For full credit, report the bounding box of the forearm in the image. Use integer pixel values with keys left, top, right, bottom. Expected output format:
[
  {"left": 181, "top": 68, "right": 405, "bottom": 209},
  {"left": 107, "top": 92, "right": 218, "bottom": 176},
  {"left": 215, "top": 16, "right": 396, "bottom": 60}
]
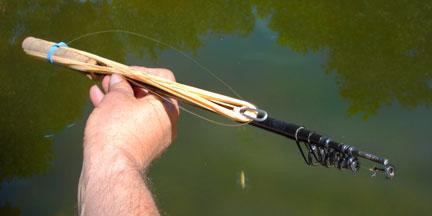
[{"left": 78, "top": 148, "right": 159, "bottom": 216}]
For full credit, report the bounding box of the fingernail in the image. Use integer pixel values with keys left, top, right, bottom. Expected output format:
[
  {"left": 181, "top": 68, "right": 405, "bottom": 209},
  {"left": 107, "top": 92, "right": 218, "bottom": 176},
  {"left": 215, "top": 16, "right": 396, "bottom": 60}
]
[{"left": 110, "top": 74, "right": 123, "bottom": 86}]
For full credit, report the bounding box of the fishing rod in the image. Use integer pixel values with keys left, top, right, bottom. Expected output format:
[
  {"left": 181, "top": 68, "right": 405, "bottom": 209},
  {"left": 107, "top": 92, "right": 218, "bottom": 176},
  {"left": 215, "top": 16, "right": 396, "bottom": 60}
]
[
  {"left": 130, "top": 80, "right": 395, "bottom": 179},
  {"left": 22, "top": 37, "right": 395, "bottom": 179}
]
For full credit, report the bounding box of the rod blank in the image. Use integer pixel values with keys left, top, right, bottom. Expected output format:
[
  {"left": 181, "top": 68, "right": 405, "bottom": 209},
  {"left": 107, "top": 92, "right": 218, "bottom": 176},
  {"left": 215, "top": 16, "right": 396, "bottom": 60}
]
[{"left": 250, "top": 117, "right": 395, "bottom": 179}]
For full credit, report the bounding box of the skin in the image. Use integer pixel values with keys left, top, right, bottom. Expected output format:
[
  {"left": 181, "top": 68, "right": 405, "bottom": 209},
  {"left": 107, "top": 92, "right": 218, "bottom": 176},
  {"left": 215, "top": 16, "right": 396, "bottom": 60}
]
[{"left": 78, "top": 66, "right": 179, "bottom": 216}]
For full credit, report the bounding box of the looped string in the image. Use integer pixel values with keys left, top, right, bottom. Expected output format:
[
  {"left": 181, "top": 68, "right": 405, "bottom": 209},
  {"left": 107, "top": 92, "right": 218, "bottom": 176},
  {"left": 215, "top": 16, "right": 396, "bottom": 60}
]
[{"left": 47, "top": 42, "right": 68, "bottom": 64}]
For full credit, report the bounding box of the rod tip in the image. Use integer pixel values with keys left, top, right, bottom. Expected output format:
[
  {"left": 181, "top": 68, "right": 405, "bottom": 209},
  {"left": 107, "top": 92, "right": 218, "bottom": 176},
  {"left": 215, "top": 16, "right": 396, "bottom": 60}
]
[{"left": 385, "top": 165, "right": 395, "bottom": 179}]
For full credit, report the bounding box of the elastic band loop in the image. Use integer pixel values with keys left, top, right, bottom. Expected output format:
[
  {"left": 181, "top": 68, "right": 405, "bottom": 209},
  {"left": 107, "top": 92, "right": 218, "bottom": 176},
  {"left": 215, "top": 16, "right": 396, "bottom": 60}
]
[{"left": 47, "top": 42, "right": 68, "bottom": 64}]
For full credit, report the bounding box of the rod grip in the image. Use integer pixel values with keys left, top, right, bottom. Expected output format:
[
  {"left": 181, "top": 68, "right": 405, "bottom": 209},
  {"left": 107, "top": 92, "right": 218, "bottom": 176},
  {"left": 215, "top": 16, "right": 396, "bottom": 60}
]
[{"left": 21, "top": 37, "right": 93, "bottom": 64}]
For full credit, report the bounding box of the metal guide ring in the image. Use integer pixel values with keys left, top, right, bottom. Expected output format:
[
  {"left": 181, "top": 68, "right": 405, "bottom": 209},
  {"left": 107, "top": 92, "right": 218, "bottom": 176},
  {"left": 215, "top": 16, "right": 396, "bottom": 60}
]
[
  {"left": 307, "top": 131, "right": 314, "bottom": 144},
  {"left": 237, "top": 106, "right": 268, "bottom": 122},
  {"left": 294, "top": 126, "right": 305, "bottom": 142}
]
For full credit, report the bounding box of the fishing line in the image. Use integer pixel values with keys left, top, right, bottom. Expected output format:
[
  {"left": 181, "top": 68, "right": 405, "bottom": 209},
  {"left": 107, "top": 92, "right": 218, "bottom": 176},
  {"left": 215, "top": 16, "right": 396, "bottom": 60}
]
[
  {"left": 67, "top": 29, "right": 242, "bottom": 98},
  {"left": 144, "top": 87, "right": 248, "bottom": 127},
  {"left": 67, "top": 29, "right": 249, "bottom": 127}
]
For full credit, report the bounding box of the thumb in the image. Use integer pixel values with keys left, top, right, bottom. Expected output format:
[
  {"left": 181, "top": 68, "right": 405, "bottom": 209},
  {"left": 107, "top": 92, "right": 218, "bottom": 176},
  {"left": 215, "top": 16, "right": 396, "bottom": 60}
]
[{"left": 108, "top": 74, "right": 134, "bottom": 96}]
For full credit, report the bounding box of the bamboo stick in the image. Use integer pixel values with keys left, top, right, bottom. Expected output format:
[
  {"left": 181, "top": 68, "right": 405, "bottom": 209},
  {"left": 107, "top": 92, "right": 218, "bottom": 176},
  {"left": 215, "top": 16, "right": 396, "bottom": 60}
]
[{"left": 22, "top": 37, "right": 258, "bottom": 122}]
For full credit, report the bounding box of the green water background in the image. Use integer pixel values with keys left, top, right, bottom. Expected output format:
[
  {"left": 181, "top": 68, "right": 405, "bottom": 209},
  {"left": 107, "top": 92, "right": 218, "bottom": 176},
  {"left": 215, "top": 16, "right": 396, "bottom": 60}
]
[{"left": 1, "top": 0, "right": 431, "bottom": 215}]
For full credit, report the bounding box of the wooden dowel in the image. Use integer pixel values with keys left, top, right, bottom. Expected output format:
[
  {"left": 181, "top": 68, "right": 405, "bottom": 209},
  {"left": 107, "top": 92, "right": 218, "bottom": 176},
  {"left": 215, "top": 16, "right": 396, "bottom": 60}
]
[{"left": 22, "top": 37, "right": 95, "bottom": 64}]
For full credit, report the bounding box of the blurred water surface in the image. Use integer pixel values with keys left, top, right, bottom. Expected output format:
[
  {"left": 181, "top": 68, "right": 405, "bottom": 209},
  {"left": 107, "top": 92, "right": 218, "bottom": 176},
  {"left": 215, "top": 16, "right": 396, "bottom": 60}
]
[{"left": 1, "top": 0, "right": 431, "bottom": 215}]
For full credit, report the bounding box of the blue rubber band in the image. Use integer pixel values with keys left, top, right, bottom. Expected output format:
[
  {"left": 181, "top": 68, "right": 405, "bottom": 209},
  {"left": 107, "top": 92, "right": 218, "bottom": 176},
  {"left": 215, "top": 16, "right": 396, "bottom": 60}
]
[{"left": 47, "top": 42, "right": 68, "bottom": 64}]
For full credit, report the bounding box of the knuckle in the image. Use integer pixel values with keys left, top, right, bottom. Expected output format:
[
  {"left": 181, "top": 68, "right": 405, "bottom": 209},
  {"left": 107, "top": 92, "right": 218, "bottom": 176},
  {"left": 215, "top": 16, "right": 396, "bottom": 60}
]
[
  {"left": 159, "top": 68, "right": 176, "bottom": 81},
  {"left": 107, "top": 89, "right": 131, "bottom": 99}
]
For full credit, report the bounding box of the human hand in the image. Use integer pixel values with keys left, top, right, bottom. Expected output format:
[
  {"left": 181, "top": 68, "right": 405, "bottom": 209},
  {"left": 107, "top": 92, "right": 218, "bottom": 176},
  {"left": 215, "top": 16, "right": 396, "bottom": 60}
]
[
  {"left": 83, "top": 66, "right": 179, "bottom": 172},
  {"left": 79, "top": 66, "right": 178, "bottom": 215}
]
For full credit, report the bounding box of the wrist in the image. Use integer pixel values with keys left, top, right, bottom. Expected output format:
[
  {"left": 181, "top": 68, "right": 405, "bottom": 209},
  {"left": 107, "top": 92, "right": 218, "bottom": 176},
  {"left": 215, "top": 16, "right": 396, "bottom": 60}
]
[
  {"left": 82, "top": 142, "right": 146, "bottom": 175},
  {"left": 83, "top": 127, "right": 159, "bottom": 169},
  {"left": 83, "top": 126, "right": 169, "bottom": 171}
]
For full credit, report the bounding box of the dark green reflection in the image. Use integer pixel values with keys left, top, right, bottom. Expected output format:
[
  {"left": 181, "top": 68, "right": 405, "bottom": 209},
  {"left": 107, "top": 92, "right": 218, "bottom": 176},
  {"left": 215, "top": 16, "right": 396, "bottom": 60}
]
[
  {"left": 0, "top": 0, "right": 255, "bottom": 182},
  {"left": 1, "top": 1, "right": 431, "bottom": 215},
  {"left": 254, "top": 0, "right": 432, "bottom": 116},
  {"left": 0, "top": 202, "right": 20, "bottom": 216}
]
